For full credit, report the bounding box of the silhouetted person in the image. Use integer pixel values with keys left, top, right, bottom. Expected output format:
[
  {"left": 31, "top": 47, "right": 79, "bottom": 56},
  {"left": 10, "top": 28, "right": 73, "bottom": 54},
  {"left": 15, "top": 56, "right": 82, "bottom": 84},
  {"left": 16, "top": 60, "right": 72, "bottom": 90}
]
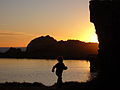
[{"left": 52, "top": 56, "right": 68, "bottom": 87}]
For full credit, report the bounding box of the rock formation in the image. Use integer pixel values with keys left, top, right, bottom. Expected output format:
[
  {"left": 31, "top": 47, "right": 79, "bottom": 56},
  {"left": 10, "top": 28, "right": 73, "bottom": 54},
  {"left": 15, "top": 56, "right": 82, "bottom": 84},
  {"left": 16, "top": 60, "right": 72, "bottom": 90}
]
[
  {"left": 26, "top": 35, "right": 98, "bottom": 59},
  {"left": 26, "top": 35, "right": 57, "bottom": 58},
  {"left": 90, "top": 0, "right": 119, "bottom": 87}
]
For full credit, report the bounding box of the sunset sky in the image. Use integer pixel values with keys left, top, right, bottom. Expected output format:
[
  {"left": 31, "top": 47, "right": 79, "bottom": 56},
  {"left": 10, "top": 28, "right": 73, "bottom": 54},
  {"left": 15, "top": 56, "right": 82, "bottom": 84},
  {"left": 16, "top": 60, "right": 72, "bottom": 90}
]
[{"left": 0, "top": 0, "right": 98, "bottom": 47}]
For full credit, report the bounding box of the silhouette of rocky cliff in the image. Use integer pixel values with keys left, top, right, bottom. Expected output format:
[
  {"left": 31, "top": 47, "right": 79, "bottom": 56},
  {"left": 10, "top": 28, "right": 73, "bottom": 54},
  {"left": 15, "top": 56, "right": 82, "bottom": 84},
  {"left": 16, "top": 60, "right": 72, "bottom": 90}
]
[
  {"left": 90, "top": 0, "right": 119, "bottom": 87},
  {"left": 26, "top": 35, "right": 98, "bottom": 59}
]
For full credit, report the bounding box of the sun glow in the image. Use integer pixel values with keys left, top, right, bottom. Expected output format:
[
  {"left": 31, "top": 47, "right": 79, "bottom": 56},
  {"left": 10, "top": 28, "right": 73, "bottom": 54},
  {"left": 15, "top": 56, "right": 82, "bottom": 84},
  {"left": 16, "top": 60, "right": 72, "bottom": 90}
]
[
  {"left": 81, "top": 31, "right": 98, "bottom": 43},
  {"left": 87, "top": 25, "right": 98, "bottom": 43},
  {"left": 76, "top": 23, "right": 98, "bottom": 43},
  {"left": 0, "top": 0, "right": 99, "bottom": 47}
]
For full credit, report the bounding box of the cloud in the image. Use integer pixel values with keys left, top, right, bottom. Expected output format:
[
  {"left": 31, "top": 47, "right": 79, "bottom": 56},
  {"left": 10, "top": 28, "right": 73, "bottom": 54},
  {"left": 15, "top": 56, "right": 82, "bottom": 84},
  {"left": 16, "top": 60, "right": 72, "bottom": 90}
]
[
  {"left": 0, "top": 30, "right": 35, "bottom": 37},
  {"left": 0, "top": 32, "right": 24, "bottom": 35}
]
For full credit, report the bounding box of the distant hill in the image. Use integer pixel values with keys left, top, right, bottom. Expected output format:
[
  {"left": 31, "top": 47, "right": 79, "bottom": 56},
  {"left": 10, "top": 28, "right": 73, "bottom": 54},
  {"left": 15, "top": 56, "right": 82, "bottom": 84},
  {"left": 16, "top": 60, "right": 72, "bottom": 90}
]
[
  {"left": 26, "top": 35, "right": 98, "bottom": 59},
  {"left": 0, "top": 35, "right": 98, "bottom": 59},
  {"left": 0, "top": 47, "right": 26, "bottom": 58},
  {"left": 0, "top": 47, "right": 26, "bottom": 53}
]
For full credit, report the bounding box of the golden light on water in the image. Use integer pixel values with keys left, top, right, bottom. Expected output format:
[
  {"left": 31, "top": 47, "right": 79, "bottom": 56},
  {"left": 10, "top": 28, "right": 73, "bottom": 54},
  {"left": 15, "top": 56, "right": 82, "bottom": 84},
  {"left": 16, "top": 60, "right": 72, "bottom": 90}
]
[
  {"left": 64, "top": 60, "right": 90, "bottom": 72},
  {"left": 0, "top": 59, "right": 91, "bottom": 85}
]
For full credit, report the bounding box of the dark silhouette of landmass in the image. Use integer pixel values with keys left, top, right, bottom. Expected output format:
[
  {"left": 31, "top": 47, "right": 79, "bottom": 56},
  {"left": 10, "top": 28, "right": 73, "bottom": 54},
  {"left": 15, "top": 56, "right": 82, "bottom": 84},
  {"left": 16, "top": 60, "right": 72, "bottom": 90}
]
[
  {"left": 90, "top": 0, "right": 119, "bottom": 88},
  {"left": 0, "top": 47, "right": 25, "bottom": 58},
  {"left": 26, "top": 35, "right": 98, "bottom": 59},
  {"left": 0, "top": 35, "right": 98, "bottom": 60}
]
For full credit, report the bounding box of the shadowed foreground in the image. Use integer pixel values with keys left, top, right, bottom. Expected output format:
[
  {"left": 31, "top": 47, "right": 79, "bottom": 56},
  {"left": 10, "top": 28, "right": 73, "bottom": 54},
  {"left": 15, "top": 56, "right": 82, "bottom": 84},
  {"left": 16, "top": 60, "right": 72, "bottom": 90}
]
[{"left": 0, "top": 79, "right": 117, "bottom": 90}]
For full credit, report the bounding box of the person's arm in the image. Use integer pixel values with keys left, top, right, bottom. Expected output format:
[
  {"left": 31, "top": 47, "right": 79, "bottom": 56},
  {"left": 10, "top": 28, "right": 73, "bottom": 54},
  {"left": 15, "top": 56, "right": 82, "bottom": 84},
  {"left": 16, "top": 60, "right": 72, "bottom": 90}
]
[
  {"left": 52, "top": 64, "right": 57, "bottom": 72},
  {"left": 63, "top": 63, "right": 68, "bottom": 70},
  {"left": 64, "top": 66, "right": 68, "bottom": 70}
]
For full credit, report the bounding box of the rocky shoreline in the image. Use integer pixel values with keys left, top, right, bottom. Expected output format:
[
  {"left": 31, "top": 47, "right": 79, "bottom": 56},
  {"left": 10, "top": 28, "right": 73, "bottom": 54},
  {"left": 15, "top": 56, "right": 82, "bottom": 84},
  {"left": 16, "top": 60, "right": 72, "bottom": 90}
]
[{"left": 0, "top": 79, "right": 117, "bottom": 90}]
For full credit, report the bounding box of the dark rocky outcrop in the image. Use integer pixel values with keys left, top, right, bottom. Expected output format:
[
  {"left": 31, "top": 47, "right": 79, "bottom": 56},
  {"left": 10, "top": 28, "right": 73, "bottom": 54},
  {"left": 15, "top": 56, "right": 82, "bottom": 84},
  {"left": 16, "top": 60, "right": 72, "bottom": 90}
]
[
  {"left": 26, "top": 35, "right": 98, "bottom": 59},
  {"left": 26, "top": 35, "right": 57, "bottom": 58},
  {"left": 90, "top": 0, "right": 119, "bottom": 87},
  {"left": 0, "top": 35, "right": 98, "bottom": 59},
  {"left": 27, "top": 35, "right": 57, "bottom": 53}
]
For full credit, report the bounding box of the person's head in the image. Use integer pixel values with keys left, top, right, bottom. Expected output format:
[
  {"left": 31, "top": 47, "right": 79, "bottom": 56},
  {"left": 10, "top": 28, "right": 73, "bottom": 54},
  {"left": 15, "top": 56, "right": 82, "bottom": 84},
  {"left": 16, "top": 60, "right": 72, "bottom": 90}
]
[{"left": 57, "top": 56, "right": 64, "bottom": 63}]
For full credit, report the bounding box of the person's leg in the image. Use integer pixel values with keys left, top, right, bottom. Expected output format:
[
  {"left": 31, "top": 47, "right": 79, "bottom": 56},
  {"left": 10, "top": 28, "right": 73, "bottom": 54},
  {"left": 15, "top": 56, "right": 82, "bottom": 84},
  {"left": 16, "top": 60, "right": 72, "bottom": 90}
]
[{"left": 57, "top": 73, "right": 63, "bottom": 87}]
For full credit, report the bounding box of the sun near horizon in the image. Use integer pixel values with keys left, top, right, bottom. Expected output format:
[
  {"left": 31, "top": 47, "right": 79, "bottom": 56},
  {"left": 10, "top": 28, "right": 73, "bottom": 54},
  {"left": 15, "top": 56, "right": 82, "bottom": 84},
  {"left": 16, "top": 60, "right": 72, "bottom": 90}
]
[{"left": 0, "top": 0, "right": 98, "bottom": 47}]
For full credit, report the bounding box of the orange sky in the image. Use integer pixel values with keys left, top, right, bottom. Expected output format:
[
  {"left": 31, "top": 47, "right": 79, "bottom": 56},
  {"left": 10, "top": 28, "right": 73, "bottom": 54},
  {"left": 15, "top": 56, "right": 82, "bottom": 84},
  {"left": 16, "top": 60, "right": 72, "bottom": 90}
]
[{"left": 0, "top": 0, "right": 98, "bottom": 47}]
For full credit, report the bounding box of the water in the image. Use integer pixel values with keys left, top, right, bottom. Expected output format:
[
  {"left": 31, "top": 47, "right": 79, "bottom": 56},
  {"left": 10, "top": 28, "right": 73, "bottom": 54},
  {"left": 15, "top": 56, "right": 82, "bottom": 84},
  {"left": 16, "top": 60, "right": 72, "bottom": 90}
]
[{"left": 0, "top": 58, "right": 91, "bottom": 86}]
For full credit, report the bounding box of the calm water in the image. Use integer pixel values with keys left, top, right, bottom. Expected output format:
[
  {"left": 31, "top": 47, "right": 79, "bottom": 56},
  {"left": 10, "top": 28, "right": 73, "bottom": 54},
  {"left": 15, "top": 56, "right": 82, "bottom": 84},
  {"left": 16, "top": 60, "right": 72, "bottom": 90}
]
[{"left": 0, "top": 58, "right": 91, "bottom": 86}]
